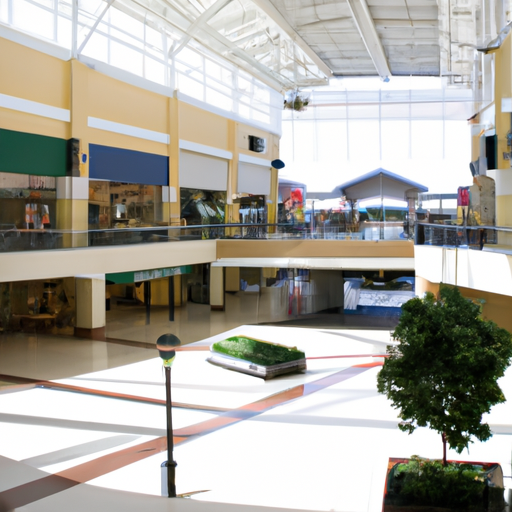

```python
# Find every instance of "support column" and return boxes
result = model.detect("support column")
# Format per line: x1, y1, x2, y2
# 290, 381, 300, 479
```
56, 176, 89, 248
75, 276, 106, 339
210, 266, 224, 311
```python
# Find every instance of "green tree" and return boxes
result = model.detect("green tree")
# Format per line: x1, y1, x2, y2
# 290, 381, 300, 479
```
377, 286, 512, 464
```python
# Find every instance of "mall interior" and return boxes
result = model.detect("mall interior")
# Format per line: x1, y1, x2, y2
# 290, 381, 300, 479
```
1, 1, 512, 511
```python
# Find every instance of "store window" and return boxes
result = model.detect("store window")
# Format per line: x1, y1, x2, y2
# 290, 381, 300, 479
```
0, 173, 56, 229
180, 188, 226, 226
88, 181, 165, 229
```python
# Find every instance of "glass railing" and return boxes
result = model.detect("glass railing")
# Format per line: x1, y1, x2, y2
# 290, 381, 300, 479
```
0, 222, 411, 253
414, 222, 512, 250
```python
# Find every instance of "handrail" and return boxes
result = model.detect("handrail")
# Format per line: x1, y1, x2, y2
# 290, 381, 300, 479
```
0, 221, 410, 253
414, 222, 512, 250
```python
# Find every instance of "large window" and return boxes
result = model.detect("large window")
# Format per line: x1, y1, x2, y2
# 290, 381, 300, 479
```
280, 79, 473, 195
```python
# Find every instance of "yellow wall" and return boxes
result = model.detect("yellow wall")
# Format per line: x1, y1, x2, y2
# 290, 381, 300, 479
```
416, 277, 512, 333
178, 102, 229, 150
0, 36, 280, 230
0, 37, 70, 139
84, 63, 170, 155
0, 38, 70, 109
217, 239, 415, 259
494, 32, 512, 171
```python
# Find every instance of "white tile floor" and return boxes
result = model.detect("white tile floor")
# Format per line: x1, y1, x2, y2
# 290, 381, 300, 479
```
0, 314, 511, 512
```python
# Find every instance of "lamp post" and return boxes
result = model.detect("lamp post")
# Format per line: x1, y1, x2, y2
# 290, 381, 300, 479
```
156, 333, 181, 498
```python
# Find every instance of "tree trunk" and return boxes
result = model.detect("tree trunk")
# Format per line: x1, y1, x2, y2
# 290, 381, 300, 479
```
441, 432, 447, 466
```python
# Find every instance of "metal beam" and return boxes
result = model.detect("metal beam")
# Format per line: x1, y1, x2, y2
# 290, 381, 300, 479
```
77, 0, 115, 55
346, 0, 391, 81
168, 0, 234, 58
250, 0, 333, 79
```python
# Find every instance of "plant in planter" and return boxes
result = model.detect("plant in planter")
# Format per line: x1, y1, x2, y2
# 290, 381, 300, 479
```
385, 456, 505, 511
283, 89, 310, 112
377, 285, 512, 510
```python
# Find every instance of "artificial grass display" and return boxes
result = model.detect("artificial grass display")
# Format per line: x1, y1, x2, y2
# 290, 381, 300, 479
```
211, 336, 305, 367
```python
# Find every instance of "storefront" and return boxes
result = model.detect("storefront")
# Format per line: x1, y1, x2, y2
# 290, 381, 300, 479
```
88, 143, 169, 230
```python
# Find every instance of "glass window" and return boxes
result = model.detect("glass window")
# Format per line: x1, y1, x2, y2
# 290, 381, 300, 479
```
292, 121, 316, 161
180, 188, 226, 226
445, 120, 471, 160
13, 0, 54, 40
381, 120, 410, 160
88, 181, 164, 229
348, 120, 380, 162
0, 173, 56, 230
411, 120, 443, 160
81, 31, 109, 61
110, 41, 143, 75
145, 56, 166, 86
316, 121, 347, 162
57, 13, 72, 49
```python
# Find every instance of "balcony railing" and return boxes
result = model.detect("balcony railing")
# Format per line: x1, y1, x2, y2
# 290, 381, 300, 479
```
414, 222, 512, 252
0, 222, 410, 253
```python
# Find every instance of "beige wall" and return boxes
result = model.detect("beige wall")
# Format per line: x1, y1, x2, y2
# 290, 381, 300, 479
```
0, 36, 279, 212
217, 239, 415, 259
416, 276, 512, 333
178, 102, 230, 150
0, 240, 217, 283
0, 37, 70, 139
415, 245, 512, 297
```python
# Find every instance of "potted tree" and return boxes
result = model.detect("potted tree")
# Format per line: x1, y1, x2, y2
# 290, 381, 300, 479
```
377, 285, 512, 511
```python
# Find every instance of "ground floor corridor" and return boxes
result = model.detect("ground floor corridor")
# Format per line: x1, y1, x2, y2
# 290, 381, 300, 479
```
0, 301, 510, 512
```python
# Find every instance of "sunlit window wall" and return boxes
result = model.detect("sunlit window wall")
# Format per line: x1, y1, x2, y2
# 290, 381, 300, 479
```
280, 79, 474, 195
0, 0, 282, 134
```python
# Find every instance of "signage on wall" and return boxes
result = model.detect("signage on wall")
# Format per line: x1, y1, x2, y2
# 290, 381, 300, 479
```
134, 266, 191, 282
248, 135, 266, 153
106, 265, 192, 284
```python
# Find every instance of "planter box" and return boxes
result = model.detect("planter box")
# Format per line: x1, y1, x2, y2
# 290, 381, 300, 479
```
207, 335, 306, 379
382, 457, 506, 512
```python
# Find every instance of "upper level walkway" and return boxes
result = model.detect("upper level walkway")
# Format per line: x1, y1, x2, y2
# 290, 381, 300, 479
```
0, 224, 415, 283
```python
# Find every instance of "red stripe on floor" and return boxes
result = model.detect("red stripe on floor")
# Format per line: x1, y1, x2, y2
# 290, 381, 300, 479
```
0, 364, 378, 509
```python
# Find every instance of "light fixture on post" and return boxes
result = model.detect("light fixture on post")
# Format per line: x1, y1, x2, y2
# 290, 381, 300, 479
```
157, 333, 181, 498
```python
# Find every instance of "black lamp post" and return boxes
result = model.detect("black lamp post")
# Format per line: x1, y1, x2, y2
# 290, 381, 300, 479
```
156, 333, 181, 498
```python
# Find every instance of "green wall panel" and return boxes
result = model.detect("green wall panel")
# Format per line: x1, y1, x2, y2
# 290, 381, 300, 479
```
0, 128, 67, 177
106, 265, 193, 284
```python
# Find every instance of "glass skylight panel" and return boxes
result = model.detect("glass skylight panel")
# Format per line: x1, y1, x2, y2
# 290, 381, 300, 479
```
30, 0, 53, 7
110, 5, 144, 41
81, 29, 109, 59
12, 0, 55, 40
57, 12, 72, 48
176, 73, 204, 100
0, 1, 8, 22
110, 39, 144, 74
206, 86, 232, 111
176, 45, 203, 69
144, 54, 166, 84
78, 0, 105, 14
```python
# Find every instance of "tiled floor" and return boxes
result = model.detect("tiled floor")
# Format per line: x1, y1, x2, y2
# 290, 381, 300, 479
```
0, 301, 511, 512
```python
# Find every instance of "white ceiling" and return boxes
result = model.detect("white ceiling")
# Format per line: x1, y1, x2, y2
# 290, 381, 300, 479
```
264, 0, 512, 86
108, 0, 512, 91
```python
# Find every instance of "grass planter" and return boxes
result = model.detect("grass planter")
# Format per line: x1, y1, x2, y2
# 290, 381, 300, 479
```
382, 456, 506, 512
207, 335, 306, 379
